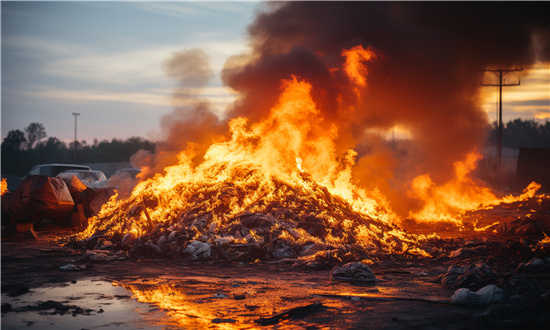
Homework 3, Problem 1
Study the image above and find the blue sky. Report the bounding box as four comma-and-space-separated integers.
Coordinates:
2, 1, 549, 145
2, 1, 258, 144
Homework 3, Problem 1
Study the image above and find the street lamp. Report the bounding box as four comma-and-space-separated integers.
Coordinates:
72, 112, 80, 163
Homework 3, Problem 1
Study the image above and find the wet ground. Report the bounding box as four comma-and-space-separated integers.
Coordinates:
2, 227, 548, 329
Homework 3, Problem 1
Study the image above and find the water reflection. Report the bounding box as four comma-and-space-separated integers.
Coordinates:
1, 279, 166, 330
120, 272, 448, 329
1, 272, 450, 329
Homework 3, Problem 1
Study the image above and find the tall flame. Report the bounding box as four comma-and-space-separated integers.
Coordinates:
80, 71, 427, 255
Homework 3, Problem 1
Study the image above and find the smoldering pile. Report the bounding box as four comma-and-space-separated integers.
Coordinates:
67, 165, 431, 268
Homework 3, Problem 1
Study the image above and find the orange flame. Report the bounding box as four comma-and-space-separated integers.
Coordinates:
342, 45, 378, 87
79, 43, 545, 254
80, 74, 425, 255
408, 150, 543, 227
1, 178, 8, 196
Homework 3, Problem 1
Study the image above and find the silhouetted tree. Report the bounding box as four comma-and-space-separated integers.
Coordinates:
37, 137, 71, 164
1, 130, 27, 153
487, 118, 550, 149
24, 122, 46, 149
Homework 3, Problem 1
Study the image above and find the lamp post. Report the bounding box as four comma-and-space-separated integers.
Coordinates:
72, 112, 80, 163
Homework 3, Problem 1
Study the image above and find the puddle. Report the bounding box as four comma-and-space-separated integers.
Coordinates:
1, 274, 451, 329
1, 278, 168, 330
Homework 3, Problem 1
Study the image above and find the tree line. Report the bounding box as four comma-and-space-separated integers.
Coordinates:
487, 118, 550, 150
2, 123, 155, 177
2, 119, 549, 177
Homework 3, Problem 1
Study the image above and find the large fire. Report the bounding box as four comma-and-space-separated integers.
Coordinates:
79, 45, 543, 259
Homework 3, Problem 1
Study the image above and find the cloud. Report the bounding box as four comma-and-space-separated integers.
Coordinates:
7, 35, 249, 88
138, 2, 256, 21
18, 85, 237, 114
481, 61, 549, 122
2, 35, 94, 57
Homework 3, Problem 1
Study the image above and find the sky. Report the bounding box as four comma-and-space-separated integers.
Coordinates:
1, 1, 549, 145
2, 1, 258, 144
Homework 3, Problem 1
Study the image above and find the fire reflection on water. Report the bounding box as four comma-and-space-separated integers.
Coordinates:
120, 271, 447, 329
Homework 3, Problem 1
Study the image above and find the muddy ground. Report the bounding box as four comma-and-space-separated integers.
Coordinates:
2, 226, 550, 330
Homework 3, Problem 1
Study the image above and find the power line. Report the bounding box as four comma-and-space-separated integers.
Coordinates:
481, 67, 523, 189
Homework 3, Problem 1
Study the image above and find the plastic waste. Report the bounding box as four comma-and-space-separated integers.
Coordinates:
441, 262, 497, 289
330, 262, 378, 283
451, 284, 503, 306
182, 240, 211, 260
59, 264, 86, 271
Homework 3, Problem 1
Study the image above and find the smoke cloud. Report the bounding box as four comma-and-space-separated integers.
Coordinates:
135, 49, 226, 177
219, 2, 549, 215
138, 2, 548, 217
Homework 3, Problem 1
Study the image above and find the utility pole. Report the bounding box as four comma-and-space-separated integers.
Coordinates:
482, 67, 523, 189
72, 112, 80, 163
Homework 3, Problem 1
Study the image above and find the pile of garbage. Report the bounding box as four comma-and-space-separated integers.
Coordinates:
69, 166, 430, 266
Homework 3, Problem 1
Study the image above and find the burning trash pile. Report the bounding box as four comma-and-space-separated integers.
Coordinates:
67, 37, 549, 266
71, 76, 433, 265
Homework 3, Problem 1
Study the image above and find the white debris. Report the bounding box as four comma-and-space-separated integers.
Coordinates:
59, 264, 86, 271
451, 284, 503, 306
213, 292, 230, 298
182, 240, 211, 260
449, 248, 462, 258
215, 236, 235, 246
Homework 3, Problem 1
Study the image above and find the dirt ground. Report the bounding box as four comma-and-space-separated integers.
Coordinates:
2, 226, 550, 330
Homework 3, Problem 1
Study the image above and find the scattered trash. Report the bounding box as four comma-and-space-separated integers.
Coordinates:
255, 301, 325, 325
330, 262, 378, 283
451, 284, 503, 307
211, 318, 237, 324
517, 257, 550, 273
441, 262, 497, 289
59, 264, 87, 271
78, 250, 127, 262
449, 248, 463, 258
182, 241, 211, 260
496, 217, 550, 236
213, 292, 229, 299
312, 293, 452, 304
503, 274, 542, 297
